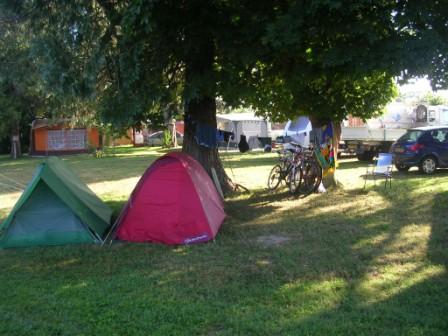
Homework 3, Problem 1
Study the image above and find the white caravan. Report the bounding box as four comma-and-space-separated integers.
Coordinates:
341, 103, 448, 161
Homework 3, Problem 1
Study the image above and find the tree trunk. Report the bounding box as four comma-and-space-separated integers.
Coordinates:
323, 121, 341, 188
182, 30, 233, 195
333, 122, 341, 160
10, 127, 21, 159
182, 97, 233, 195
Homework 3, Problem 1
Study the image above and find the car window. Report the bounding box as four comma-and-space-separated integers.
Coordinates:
399, 130, 423, 142
437, 129, 448, 143
429, 130, 446, 143
440, 129, 448, 143
428, 109, 437, 122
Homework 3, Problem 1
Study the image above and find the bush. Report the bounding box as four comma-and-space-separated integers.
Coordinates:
162, 129, 173, 148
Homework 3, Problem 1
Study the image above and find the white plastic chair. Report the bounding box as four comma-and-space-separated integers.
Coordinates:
363, 153, 393, 189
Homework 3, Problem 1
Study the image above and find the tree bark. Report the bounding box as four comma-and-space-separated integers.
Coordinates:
182, 30, 233, 195
333, 122, 341, 160
182, 97, 233, 195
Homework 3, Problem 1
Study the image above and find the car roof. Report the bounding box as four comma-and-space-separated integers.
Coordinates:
409, 125, 448, 131
148, 131, 163, 136
148, 130, 183, 137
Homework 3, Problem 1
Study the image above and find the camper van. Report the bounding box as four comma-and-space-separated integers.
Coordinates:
282, 103, 448, 161
341, 103, 448, 161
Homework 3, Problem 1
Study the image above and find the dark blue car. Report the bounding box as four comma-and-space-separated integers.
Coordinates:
391, 126, 448, 174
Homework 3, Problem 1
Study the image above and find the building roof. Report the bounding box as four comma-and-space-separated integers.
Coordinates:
31, 119, 53, 129
31, 118, 91, 130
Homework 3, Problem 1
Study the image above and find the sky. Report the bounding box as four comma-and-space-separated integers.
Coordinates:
399, 77, 448, 98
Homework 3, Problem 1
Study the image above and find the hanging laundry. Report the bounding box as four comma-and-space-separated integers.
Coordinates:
216, 130, 225, 142
223, 130, 234, 142
217, 130, 234, 142
195, 123, 217, 148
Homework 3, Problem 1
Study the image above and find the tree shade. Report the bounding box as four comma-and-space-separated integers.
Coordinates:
3, 1, 448, 189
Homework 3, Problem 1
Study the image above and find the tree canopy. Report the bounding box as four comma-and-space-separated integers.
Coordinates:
5, 0, 442, 126
2, 1, 448, 172
420, 92, 448, 106
0, 8, 44, 155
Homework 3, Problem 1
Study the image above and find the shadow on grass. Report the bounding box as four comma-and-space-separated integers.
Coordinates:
269, 187, 448, 335
220, 152, 277, 169
0, 154, 447, 335
103, 199, 128, 222
274, 271, 448, 335
225, 189, 292, 222
428, 191, 448, 267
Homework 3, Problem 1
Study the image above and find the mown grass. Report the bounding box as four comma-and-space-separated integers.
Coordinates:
0, 147, 447, 335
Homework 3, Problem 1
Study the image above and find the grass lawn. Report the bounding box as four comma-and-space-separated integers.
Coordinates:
0, 147, 447, 335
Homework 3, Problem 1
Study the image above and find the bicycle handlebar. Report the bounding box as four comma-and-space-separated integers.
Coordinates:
289, 142, 302, 148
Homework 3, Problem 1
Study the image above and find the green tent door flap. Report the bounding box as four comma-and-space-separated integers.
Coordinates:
0, 157, 112, 248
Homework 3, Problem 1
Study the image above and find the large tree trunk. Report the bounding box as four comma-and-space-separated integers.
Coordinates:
333, 122, 341, 160
182, 97, 233, 195
182, 29, 233, 195
10, 127, 21, 159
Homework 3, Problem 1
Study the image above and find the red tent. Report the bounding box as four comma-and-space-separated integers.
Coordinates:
114, 152, 225, 245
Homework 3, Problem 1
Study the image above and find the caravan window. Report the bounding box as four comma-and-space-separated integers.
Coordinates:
442, 109, 448, 124
428, 109, 436, 122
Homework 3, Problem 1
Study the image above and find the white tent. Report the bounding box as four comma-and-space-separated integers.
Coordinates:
284, 116, 312, 147
216, 113, 270, 146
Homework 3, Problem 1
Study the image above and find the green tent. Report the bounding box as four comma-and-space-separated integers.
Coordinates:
0, 157, 112, 248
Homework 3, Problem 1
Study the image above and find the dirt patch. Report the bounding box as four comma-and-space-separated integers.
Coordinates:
256, 235, 290, 247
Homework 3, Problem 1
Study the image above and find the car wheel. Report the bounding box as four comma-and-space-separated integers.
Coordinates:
395, 164, 410, 172
419, 156, 437, 175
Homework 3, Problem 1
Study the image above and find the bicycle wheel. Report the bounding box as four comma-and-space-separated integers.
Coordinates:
288, 165, 302, 194
267, 164, 283, 190
300, 161, 322, 195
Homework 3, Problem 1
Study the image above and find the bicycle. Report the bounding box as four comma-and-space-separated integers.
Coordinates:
267, 143, 303, 193
296, 145, 323, 195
